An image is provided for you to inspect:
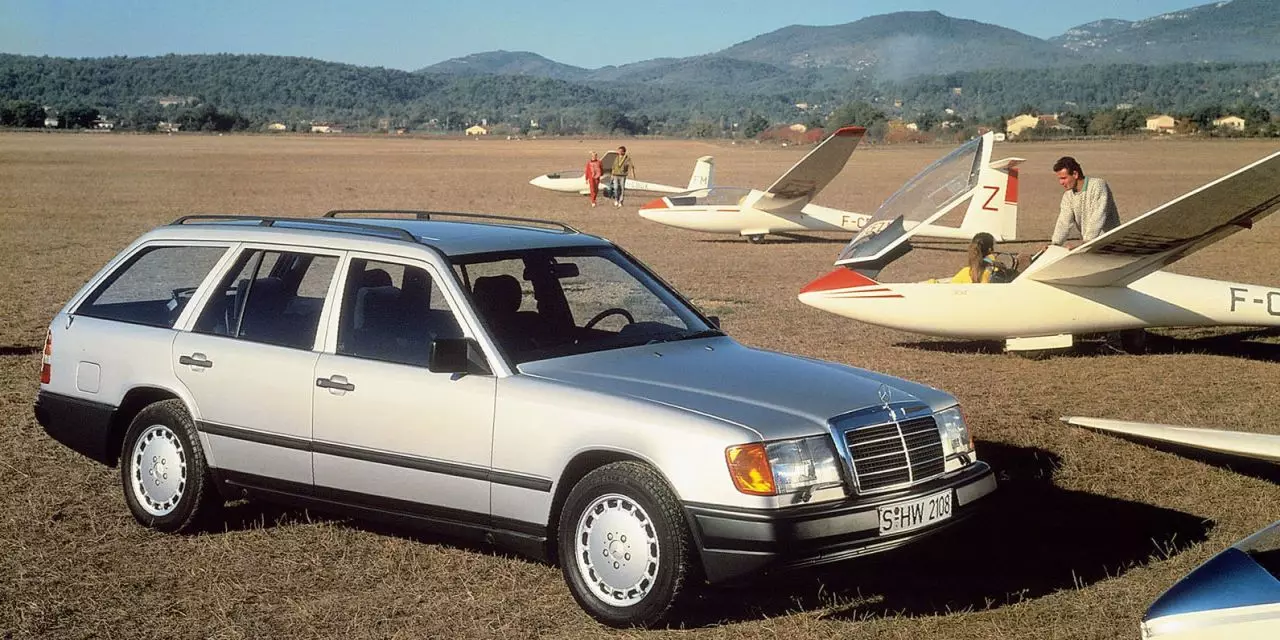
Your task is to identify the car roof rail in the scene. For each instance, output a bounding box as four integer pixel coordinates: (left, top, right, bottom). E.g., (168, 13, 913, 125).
(323, 209, 579, 234)
(169, 214, 419, 242)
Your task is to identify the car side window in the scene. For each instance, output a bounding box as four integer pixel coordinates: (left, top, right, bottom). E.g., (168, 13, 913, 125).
(193, 248, 338, 350)
(336, 259, 463, 367)
(77, 245, 228, 328)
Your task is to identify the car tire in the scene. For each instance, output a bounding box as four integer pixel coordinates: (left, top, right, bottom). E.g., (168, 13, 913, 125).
(119, 399, 220, 533)
(557, 461, 697, 628)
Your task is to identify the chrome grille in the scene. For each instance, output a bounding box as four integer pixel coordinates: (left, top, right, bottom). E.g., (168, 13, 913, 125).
(842, 414, 945, 493)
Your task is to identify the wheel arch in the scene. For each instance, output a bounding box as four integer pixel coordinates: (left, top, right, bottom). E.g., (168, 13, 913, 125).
(107, 386, 187, 466)
(546, 449, 684, 565)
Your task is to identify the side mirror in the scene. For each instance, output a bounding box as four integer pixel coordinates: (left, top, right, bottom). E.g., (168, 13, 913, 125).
(707, 315, 721, 329)
(429, 338, 490, 375)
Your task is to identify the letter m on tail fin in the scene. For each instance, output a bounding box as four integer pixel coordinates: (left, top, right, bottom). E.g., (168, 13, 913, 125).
(687, 156, 715, 190)
(961, 157, 1024, 241)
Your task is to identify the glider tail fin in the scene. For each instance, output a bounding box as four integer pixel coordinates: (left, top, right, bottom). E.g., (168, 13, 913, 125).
(687, 156, 714, 190)
(960, 157, 1024, 241)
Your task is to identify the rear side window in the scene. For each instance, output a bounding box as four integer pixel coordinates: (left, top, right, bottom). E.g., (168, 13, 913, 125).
(193, 248, 338, 350)
(78, 245, 228, 328)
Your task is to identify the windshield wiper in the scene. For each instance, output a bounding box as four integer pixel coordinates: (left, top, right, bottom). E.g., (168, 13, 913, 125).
(647, 328, 723, 345)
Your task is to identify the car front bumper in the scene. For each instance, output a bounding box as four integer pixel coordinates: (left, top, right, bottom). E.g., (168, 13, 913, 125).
(685, 461, 996, 583)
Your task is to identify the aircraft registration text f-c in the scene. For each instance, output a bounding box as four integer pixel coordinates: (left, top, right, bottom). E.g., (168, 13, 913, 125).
(1229, 287, 1280, 315)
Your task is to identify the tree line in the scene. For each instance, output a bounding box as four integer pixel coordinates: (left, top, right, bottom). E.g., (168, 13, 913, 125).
(1, 54, 1276, 139)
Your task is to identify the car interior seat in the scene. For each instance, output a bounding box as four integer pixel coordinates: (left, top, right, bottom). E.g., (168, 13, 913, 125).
(472, 274, 541, 351)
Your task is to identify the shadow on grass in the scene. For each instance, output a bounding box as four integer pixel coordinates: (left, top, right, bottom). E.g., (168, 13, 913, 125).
(211, 495, 531, 563)
(1077, 431, 1280, 487)
(684, 440, 1212, 625)
(897, 328, 1280, 363)
(0, 345, 41, 356)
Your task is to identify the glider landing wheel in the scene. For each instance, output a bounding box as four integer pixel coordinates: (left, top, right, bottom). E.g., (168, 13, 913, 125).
(746, 234, 765, 244)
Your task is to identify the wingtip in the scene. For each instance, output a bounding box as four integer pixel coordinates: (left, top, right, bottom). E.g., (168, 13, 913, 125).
(833, 126, 867, 137)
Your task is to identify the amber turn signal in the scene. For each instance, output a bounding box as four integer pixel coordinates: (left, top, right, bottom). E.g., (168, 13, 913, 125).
(725, 443, 776, 496)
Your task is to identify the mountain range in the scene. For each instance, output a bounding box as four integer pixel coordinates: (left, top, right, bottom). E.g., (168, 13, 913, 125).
(420, 0, 1280, 84)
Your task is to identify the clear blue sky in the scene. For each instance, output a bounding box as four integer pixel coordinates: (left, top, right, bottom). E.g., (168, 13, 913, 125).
(1, 0, 1210, 70)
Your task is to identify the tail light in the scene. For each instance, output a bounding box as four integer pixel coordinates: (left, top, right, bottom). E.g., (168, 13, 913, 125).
(39, 330, 52, 384)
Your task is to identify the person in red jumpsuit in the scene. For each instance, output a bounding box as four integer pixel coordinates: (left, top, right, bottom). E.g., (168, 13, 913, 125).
(585, 151, 604, 207)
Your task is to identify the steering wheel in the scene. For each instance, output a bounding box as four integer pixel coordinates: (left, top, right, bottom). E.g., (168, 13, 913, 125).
(584, 307, 635, 330)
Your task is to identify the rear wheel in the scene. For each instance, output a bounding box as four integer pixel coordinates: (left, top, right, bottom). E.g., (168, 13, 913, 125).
(119, 399, 220, 533)
(557, 461, 697, 628)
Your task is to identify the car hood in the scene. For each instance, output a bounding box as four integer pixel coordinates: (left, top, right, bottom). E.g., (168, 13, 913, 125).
(517, 337, 955, 440)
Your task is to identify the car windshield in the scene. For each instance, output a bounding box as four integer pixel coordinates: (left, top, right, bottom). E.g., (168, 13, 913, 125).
(451, 246, 719, 364)
(835, 134, 987, 266)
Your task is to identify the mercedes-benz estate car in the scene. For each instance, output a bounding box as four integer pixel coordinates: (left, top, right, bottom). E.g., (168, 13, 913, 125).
(34, 210, 996, 627)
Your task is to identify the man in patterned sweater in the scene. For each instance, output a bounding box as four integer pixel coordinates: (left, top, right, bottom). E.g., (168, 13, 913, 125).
(1050, 156, 1120, 249)
(1049, 156, 1145, 352)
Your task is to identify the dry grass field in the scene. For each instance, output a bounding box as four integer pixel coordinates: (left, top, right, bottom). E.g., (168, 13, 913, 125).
(2, 131, 1279, 639)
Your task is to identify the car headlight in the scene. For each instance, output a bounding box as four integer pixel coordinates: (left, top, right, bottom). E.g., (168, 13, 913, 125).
(935, 405, 973, 458)
(725, 436, 843, 496)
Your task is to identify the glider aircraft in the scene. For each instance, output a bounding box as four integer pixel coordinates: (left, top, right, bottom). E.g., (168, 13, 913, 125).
(798, 137, 1280, 356)
(528, 151, 715, 196)
(638, 128, 1023, 244)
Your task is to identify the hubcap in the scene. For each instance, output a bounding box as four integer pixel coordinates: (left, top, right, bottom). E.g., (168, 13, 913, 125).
(129, 424, 187, 516)
(574, 493, 661, 607)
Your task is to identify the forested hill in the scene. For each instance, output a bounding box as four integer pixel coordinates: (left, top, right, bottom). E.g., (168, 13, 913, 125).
(423, 3, 1280, 84)
(2, 53, 1278, 133)
(1050, 0, 1280, 64)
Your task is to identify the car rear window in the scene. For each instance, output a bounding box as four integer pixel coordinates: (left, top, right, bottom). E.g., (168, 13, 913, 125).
(77, 245, 228, 328)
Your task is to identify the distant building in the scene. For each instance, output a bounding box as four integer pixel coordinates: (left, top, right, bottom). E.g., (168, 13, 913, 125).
(794, 102, 810, 110)
(1146, 114, 1176, 133)
(465, 125, 489, 136)
(1115, 103, 1135, 111)
(157, 121, 182, 133)
(788, 123, 808, 133)
(44, 114, 59, 128)
(1007, 113, 1071, 137)
(310, 123, 343, 133)
(1213, 115, 1246, 130)
(266, 122, 287, 132)
(93, 117, 114, 130)
(1005, 113, 1040, 137)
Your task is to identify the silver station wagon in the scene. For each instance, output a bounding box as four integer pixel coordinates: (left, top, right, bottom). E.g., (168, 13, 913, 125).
(34, 211, 996, 627)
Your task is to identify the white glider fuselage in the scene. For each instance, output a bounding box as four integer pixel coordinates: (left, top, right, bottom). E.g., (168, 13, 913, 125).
(529, 155, 714, 196)
(639, 129, 1021, 243)
(799, 254, 1280, 340)
(640, 198, 988, 241)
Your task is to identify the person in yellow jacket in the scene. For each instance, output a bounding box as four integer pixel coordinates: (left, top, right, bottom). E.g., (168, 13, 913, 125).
(951, 232, 998, 283)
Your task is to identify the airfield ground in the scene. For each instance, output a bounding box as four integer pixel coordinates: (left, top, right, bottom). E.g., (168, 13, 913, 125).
(2, 132, 1278, 639)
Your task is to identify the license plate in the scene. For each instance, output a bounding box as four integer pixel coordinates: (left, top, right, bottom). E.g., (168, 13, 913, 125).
(877, 489, 953, 535)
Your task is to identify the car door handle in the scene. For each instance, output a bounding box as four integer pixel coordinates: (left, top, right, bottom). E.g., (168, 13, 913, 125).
(316, 376, 355, 392)
(179, 353, 213, 368)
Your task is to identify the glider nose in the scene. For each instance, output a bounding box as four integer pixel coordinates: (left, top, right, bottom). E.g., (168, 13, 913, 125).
(640, 196, 668, 211)
(637, 197, 670, 222)
(529, 175, 550, 188)
(800, 268, 879, 295)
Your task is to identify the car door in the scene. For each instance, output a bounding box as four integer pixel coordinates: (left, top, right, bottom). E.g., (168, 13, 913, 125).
(174, 246, 342, 488)
(311, 255, 497, 524)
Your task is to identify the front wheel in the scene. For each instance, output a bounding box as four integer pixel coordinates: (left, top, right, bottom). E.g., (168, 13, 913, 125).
(120, 399, 221, 533)
(557, 461, 697, 627)
(746, 234, 765, 244)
